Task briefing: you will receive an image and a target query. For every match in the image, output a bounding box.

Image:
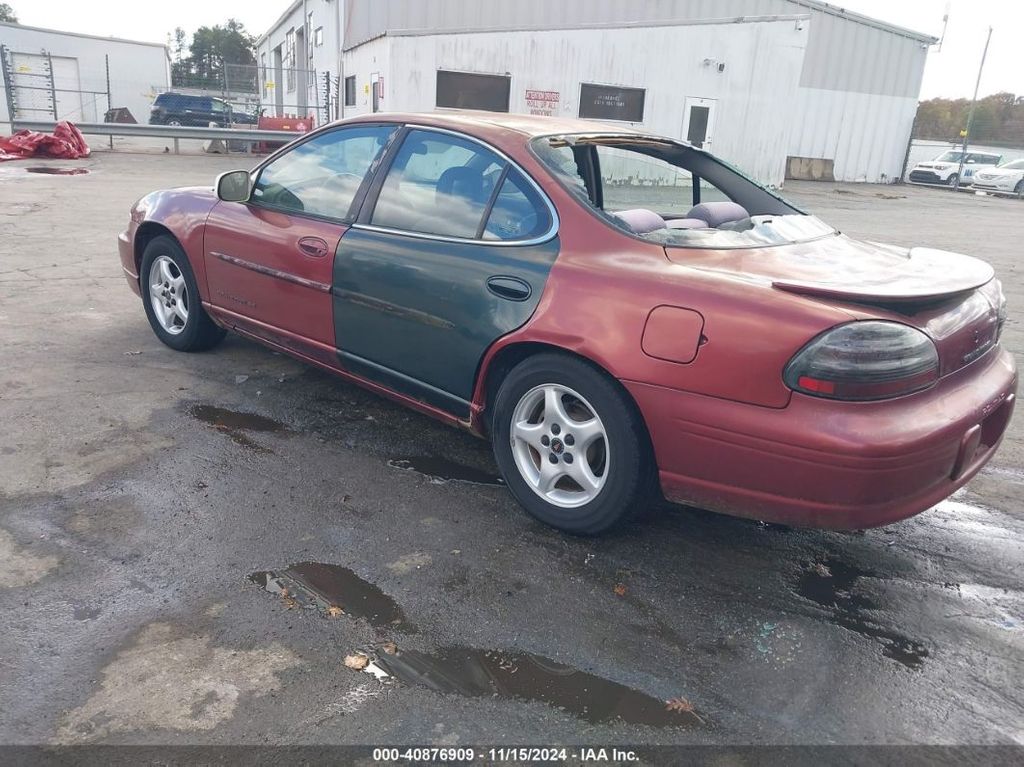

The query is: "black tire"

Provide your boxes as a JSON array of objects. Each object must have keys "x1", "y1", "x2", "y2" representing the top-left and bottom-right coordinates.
[
  {"x1": 140, "y1": 235, "x2": 226, "y2": 352},
  {"x1": 1015, "y1": 180, "x2": 1024, "y2": 199},
  {"x1": 947, "y1": 173, "x2": 959, "y2": 187},
  {"x1": 491, "y1": 352, "x2": 654, "y2": 535}
]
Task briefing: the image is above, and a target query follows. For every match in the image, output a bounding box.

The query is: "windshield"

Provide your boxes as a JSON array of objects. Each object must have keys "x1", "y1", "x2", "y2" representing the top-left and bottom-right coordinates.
[
  {"x1": 531, "y1": 134, "x2": 835, "y2": 249},
  {"x1": 935, "y1": 151, "x2": 965, "y2": 162}
]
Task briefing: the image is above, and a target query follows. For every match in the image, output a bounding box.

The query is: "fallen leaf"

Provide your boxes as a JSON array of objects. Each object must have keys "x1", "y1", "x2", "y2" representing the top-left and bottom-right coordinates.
[
  {"x1": 381, "y1": 641, "x2": 398, "y2": 655},
  {"x1": 326, "y1": 605, "x2": 344, "y2": 618},
  {"x1": 344, "y1": 653, "x2": 369, "y2": 670},
  {"x1": 613, "y1": 584, "x2": 627, "y2": 596},
  {"x1": 282, "y1": 597, "x2": 298, "y2": 610},
  {"x1": 666, "y1": 697, "x2": 706, "y2": 723}
]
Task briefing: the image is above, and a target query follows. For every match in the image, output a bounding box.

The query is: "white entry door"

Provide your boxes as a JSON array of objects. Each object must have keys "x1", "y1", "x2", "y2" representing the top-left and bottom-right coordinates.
[{"x1": 682, "y1": 97, "x2": 717, "y2": 150}]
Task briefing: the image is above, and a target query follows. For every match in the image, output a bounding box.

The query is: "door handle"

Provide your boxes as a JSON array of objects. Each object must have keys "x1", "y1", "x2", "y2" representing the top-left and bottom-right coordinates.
[
  {"x1": 298, "y1": 236, "x2": 330, "y2": 258},
  {"x1": 486, "y1": 275, "x2": 532, "y2": 302}
]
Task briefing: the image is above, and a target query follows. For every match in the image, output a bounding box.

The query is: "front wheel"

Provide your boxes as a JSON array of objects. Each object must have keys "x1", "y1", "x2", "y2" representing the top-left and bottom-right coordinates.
[
  {"x1": 947, "y1": 173, "x2": 959, "y2": 187},
  {"x1": 1015, "y1": 180, "x2": 1024, "y2": 199},
  {"x1": 491, "y1": 353, "x2": 653, "y2": 535},
  {"x1": 141, "y1": 236, "x2": 226, "y2": 352}
]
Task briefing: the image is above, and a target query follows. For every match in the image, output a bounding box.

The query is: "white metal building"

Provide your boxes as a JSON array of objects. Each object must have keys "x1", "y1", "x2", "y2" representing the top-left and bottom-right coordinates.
[
  {"x1": 258, "y1": 0, "x2": 936, "y2": 185},
  {"x1": 0, "y1": 22, "x2": 170, "y2": 126}
]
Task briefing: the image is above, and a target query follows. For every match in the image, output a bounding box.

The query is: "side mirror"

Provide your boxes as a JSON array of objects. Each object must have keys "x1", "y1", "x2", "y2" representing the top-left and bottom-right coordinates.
[{"x1": 216, "y1": 170, "x2": 251, "y2": 202}]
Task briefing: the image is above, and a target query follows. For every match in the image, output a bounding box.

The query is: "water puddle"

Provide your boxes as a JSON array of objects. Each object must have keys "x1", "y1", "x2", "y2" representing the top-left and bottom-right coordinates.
[
  {"x1": 190, "y1": 404, "x2": 286, "y2": 452},
  {"x1": 797, "y1": 557, "x2": 928, "y2": 669},
  {"x1": 388, "y1": 456, "x2": 504, "y2": 486},
  {"x1": 367, "y1": 645, "x2": 703, "y2": 728},
  {"x1": 249, "y1": 562, "x2": 414, "y2": 632},
  {"x1": 25, "y1": 166, "x2": 89, "y2": 175},
  {"x1": 0, "y1": 165, "x2": 89, "y2": 178}
]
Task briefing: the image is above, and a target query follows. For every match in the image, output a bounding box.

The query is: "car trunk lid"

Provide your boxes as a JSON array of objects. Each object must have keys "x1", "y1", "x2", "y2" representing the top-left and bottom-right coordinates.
[{"x1": 667, "y1": 235, "x2": 1002, "y2": 377}]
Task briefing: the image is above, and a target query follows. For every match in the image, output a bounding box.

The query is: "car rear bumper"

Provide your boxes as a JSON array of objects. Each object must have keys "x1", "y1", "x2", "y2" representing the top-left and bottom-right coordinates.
[
  {"x1": 118, "y1": 229, "x2": 141, "y2": 297},
  {"x1": 623, "y1": 347, "x2": 1017, "y2": 529}
]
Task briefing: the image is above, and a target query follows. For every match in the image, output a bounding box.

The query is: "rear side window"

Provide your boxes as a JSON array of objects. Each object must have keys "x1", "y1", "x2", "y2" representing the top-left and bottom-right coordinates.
[
  {"x1": 483, "y1": 170, "x2": 551, "y2": 241},
  {"x1": 253, "y1": 124, "x2": 397, "y2": 219},
  {"x1": 371, "y1": 129, "x2": 504, "y2": 238}
]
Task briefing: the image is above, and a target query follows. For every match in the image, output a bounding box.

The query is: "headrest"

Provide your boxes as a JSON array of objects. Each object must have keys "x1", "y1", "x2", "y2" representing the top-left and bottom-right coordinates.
[
  {"x1": 437, "y1": 167, "x2": 485, "y2": 203},
  {"x1": 687, "y1": 201, "x2": 749, "y2": 227},
  {"x1": 610, "y1": 208, "x2": 666, "y2": 234}
]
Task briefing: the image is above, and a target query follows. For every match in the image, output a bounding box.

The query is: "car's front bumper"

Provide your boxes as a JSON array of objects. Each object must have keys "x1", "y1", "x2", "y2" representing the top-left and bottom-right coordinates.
[
  {"x1": 972, "y1": 181, "x2": 1017, "y2": 193},
  {"x1": 624, "y1": 347, "x2": 1017, "y2": 529},
  {"x1": 118, "y1": 229, "x2": 141, "y2": 297},
  {"x1": 909, "y1": 169, "x2": 947, "y2": 184}
]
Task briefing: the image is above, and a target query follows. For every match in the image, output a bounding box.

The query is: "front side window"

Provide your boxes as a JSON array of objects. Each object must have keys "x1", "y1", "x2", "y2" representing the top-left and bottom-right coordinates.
[
  {"x1": 252, "y1": 124, "x2": 396, "y2": 219},
  {"x1": 371, "y1": 130, "x2": 505, "y2": 238}
]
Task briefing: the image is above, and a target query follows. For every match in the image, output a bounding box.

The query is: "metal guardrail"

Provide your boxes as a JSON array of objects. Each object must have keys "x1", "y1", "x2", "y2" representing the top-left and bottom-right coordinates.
[{"x1": 8, "y1": 120, "x2": 305, "y2": 153}]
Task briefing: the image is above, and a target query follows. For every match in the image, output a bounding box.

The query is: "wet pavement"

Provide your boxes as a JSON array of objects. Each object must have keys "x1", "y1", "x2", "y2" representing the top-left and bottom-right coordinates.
[{"x1": 0, "y1": 153, "x2": 1022, "y2": 747}]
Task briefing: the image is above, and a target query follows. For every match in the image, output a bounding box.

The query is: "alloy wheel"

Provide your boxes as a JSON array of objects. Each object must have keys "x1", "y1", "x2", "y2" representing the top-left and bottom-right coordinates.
[
  {"x1": 148, "y1": 255, "x2": 189, "y2": 335},
  {"x1": 509, "y1": 383, "x2": 609, "y2": 508}
]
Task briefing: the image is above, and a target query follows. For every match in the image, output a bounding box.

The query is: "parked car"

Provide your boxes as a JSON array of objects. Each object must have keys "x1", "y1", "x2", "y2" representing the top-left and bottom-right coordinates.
[
  {"x1": 908, "y1": 149, "x2": 1002, "y2": 186},
  {"x1": 969, "y1": 158, "x2": 1024, "y2": 198},
  {"x1": 149, "y1": 92, "x2": 258, "y2": 127},
  {"x1": 118, "y1": 113, "x2": 1016, "y2": 534}
]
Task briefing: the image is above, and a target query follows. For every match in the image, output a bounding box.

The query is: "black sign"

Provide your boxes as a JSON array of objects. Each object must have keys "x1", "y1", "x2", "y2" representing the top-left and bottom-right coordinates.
[
  {"x1": 578, "y1": 83, "x2": 645, "y2": 122},
  {"x1": 436, "y1": 70, "x2": 511, "y2": 112}
]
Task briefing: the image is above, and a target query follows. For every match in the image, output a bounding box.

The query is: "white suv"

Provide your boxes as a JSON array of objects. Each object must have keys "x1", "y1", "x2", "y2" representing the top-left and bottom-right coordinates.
[{"x1": 908, "y1": 149, "x2": 1002, "y2": 186}]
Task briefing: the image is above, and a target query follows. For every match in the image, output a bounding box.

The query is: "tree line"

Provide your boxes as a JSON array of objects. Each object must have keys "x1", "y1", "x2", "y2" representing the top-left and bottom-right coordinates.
[
  {"x1": 170, "y1": 20, "x2": 257, "y2": 92},
  {"x1": 913, "y1": 92, "x2": 1024, "y2": 146}
]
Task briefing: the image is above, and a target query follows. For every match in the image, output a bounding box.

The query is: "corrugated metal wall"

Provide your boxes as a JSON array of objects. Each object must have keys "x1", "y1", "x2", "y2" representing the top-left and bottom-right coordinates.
[
  {"x1": 343, "y1": 0, "x2": 930, "y2": 98},
  {"x1": 337, "y1": 0, "x2": 933, "y2": 182}
]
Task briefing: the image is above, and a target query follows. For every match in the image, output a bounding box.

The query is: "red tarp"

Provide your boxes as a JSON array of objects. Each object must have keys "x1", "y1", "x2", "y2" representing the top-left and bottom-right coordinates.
[{"x1": 0, "y1": 121, "x2": 91, "y2": 161}]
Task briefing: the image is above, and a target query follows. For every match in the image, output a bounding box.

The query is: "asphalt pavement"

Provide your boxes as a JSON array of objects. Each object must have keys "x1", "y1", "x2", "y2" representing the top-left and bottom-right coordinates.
[{"x1": 0, "y1": 151, "x2": 1021, "y2": 751}]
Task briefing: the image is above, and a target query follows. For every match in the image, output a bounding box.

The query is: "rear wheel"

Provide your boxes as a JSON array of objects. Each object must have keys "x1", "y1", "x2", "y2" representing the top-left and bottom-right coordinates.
[
  {"x1": 141, "y1": 236, "x2": 226, "y2": 352},
  {"x1": 947, "y1": 173, "x2": 959, "y2": 187},
  {"x1": 491, "y1": 353, "x2": 653, "y2": 535}
]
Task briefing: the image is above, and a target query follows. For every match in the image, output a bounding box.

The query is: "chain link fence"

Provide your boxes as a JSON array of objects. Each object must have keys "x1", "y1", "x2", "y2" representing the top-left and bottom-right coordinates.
[
  {"x1": 170, "y1": 62, "x2": 333, "y2": 126},
  {"x1": 3, "y1": 46, "x2": 334, "y2": 130}
]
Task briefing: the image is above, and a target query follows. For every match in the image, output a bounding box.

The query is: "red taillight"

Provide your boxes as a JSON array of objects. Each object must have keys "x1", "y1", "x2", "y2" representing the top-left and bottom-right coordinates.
[{"x1": 785, "y1": 321, "x2": 939, "y2": 401}]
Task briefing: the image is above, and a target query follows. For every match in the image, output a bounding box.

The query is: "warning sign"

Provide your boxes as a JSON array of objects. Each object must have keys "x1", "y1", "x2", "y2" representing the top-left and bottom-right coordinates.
[{"x1": 526, "y1": 89, "x2": 560, "y2": 116}]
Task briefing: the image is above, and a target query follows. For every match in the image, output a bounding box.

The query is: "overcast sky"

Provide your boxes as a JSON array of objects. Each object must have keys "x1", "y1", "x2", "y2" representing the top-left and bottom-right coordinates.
[{"x1": 8, "y1": 0, "x2": 1023, "y2": 100}]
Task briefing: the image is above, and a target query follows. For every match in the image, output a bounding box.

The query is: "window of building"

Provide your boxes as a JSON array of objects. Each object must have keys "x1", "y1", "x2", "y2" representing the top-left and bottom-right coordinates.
[
  {"x1": 344, "y1": 75, "x2": 356, "y2": 107},
  {"x1": 435, "y1": 70, "x2": 510, "y2": 113},
  {"x1": 371, "y1": 129, "x2": 506, "y2": 238},
  {"x1": 314, "y1": 26, "x2": 324, "y2": 47},
  {"x1": 578, "y1": 83, "x2": 645, "y2": 123},
  {"x1": 260, "y1": 53, "x2": 267, "y2": 98},
  {"x1": 252, "y1": 125, "x2": 397, "y2": 220},
  {"x1": 285, "y1": 28, "x2": 296, "y2": 92}
]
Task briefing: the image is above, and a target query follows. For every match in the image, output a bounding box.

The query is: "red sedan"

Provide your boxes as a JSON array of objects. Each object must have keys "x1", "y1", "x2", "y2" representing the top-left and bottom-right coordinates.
[{"x1": 118, "y1": 112, "x2": 1016, "y2": 534}]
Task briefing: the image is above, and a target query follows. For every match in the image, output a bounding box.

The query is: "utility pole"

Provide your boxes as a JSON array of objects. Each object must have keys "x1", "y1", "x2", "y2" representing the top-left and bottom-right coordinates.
[{"x1": 953, "y1": 26, "x2": 992, "y2": 191}]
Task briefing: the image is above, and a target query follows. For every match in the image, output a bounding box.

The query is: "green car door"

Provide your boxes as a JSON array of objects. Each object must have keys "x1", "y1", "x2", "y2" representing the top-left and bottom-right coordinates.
[{"x1": 332, "y1": 128, "x2": 560, "y2": 418}]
